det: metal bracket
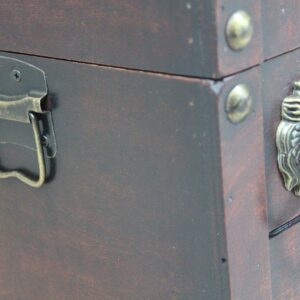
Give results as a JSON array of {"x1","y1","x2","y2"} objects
[{"x1": 0, "y1": 56, "x2": 55, "y2": 188}]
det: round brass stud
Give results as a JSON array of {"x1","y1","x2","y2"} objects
[
  {"x1": 226, "y1": 11, "x2": 253, "y2": 51},
  {"x1": 225, "y1": 84, "x2": 253, "y2": 123}
]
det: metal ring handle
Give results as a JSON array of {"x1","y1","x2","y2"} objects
[{"x1": 0, "y1": 112, "x2": 46, "y2": 188}]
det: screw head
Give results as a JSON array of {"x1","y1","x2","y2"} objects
[
  {"x1": 226, "y1": 84, "x2": 253, "y2": 123},
  {"x1": 11, "y1": 69, "x2": 22, "y2": 82},
  {"x1": 226, "y1": 11, "x2": 253, "y2": 51},
  {"x1": 41, "y1": 135, "x2": 49, "y2": 147}
]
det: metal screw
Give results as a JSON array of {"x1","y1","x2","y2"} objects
[
  {"x1": 41, "y1": 135, "x2": 49, "y2": 147},
  {"x1": 11, "y1": 69, "x2": 22, "y2": 82},
  {"x1": 226, "y1": 11, "x2": 253, "y2": 51},
  {"x1": 225, "y1": 84, "x2": 253, "y2": 123}
]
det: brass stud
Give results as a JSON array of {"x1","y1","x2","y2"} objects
[
  {"x1": 225, "y1": 84, "x2": 253, "y2": 123},
  {"x1": 226, "y1": 11, "x2": 253, "y2": 51}
]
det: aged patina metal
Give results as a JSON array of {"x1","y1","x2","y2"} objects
[
  {"x1": 276, "y1": 81, "x2": 300, "y2": 196},
  {"x1": 0, "y1": 56, "x2": 54, "y2": 188},
  {"x1": 225, "y1": 84, "x2": 253, "y2": 123},
  {"x1": 226, "y1": 11, "x2": 253, "y2": 51}
]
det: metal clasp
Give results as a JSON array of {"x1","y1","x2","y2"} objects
[
  {"x1": 276, "y1": 81, "x2": 300, "y2": 195},
  {"x1": 271, "y1": 81, "x2": 300, "y2": 238},
  {"x1": 0, "y1": 56, "x2": 54, "y2": 188}
]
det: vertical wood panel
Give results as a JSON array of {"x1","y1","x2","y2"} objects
[{"x1": 218, "y1": 67, "x2": 272, "y2": 299}]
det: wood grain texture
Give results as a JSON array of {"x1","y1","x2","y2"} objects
[
  {"x1": 5, "y1": 1, "x2": 300, "y2": 77},
  {"x1": 0, "y1": 0, "x2": 263, "y2": 78},
  {"x1": 0, "y1": 51, "x2": 274, "y2": 299},
  {"x1": 0, "y1": 52, "x2": 232, "y2": 300},
  {"x1": 262, "y1": 0, "x2": 300, "y2": 61},
  {"x1": 263, "y1": 48, "x2": 300, "y2": 300}
]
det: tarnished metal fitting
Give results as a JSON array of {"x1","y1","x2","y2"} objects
[
  {"x1": 225, "y1": 84, "x2": 253, "y2": 123},
  {"x1": 276, "y1": 81, "x2": 300, "y2": 196},
  {"x1": 0, "y1": 56, "x2": 56, "y2": 188},
  {"x1": 226, "y1": 11, "x2": 253, "y2": 51}
]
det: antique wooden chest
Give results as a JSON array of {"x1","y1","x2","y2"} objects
[{"x1": 1, "y1": 1, "x2": 300, "y2": 299}]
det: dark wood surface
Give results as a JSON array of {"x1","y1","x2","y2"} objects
[
  {"x1": 217, "y1": 67, "x2": 272, "y2": 300},
  {"x1": 0, "y1": 0, "x2": 263, "y2": 78},
  {"x1": 2, "y1": 2, "x2": 300, "y2": 298},
  {"x1": 262, "y1": 1, "x2": 300, "y2": 61},
  {"x1": 0, "y1": 52, "x2": 232, "y2": 300},
  {"x1": 263, "y1": 47, "x2": 300, "y2": 299},
  {"x1": 215, "y1": 0, "x2": 263, "y2": 78},
  {"x1": 3, "y1": 1, "x2": 300, "y2": 78},
  {"x1": 0, "y1": 51, "x2": 275, "y2": 299}
]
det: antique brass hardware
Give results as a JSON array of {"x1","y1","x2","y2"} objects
[
  {"x1": 0, "y1": 56, "x2": 55, "y2": 188},
  {"x1": 225, "y1": 84, "x2": 253, "y2": 123},
  {"x1": 276, "y1": 81, "x2": 300, "y2": 196},
  {"x1": 268, "y1": 82, "x2": 300, "y2": 238},
  {"x1": 226, "y1": 11, "x2": 253, "y2": 51}
]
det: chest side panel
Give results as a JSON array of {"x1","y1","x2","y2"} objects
[{"x1": 0, "y1": 53, "x2": 231, "y2": 300}]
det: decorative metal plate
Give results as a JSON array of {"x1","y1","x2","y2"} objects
[{"x1": 276, "y1": 81, "x2": 300, "y2": 196}]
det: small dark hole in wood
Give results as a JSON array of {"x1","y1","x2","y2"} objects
[{"x1": 221, "y1": 258, "x2": 227, "y2": 264}]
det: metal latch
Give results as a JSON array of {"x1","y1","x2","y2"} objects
[
  {"x1": 0, "y1": 56, "x2": 55, "y2": 188},
  {"x1": 271, "y1": 81, "x2": 300, "y2": 238}
]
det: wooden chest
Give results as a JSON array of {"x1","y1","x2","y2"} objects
[{"x1": 1, "y1": 1, "x2": 300, "y2": 299}]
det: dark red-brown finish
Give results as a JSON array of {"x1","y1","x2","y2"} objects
[
  {"x1": 216, "y1": 0, "x2": 263, "y2": 77},
  {"x1": 2, "y1": 1, "x2": 300, "y2": 299},
  {"x1": 0, "y1": 50, "x2": 274, "y2": 299},
  {"x1": 217, "y1": 68, "x2": 272, "y2": 300},
  {"x1": 0, "y1": 53, "x2": 230, "y2": 300},
  {"x1": 262, "y1": 1, "x2": 300, "y2": 61},
  {"x1": 0, "y1": 0, "x2": 263, "y2": 78},
  {"x1": 2, "y1": 1, "x2": 300, "y2": 79},
  {"x1": 263, "y1": 47, "x2": 300, "y2": 300}
]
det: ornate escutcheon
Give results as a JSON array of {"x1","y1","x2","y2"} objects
[{"x1": 276, "y1": 82, "x2": 300, "y2": 196}]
